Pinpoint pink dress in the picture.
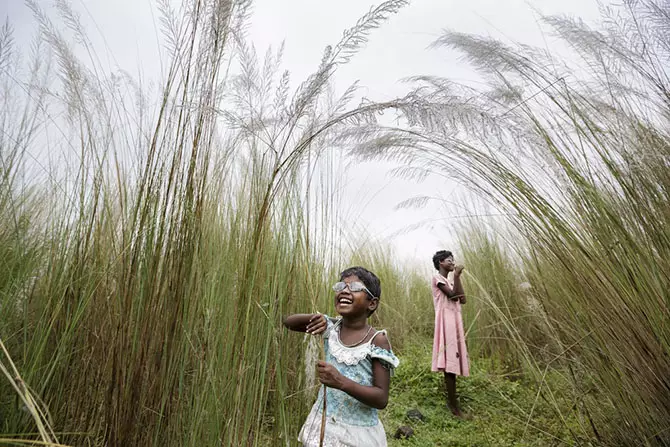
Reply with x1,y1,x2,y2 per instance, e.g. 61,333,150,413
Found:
431,273,469,376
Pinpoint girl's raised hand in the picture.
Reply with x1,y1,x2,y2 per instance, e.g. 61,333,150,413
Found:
306,313,327,335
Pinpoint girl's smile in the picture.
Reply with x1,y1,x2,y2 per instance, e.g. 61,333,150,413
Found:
337,296,354,306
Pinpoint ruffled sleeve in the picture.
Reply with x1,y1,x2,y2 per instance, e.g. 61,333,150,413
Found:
370,346,400,375
370,331,400,375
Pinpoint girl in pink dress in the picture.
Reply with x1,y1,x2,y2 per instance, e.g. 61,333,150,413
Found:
431,250,469,417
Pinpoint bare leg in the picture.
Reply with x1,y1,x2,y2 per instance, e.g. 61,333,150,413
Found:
443,372,461,416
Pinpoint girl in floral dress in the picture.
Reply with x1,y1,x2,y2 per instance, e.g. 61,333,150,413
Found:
283,266,399,446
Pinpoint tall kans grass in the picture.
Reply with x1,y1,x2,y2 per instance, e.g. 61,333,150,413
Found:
349,1,670,445
0,0,412,445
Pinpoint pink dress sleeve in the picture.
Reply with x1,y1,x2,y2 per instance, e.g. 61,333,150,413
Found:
431,274,448,308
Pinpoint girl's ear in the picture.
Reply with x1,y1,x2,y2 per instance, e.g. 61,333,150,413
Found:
368,297,379,313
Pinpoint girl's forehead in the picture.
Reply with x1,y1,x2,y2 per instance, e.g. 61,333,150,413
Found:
342,274,361,282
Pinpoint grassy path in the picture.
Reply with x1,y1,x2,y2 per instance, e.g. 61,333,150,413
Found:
381,340,590,447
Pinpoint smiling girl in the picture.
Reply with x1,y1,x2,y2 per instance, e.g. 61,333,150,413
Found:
283,266,399,446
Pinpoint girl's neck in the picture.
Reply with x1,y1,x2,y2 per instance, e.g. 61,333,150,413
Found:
439,267,450,277
340,315,369,330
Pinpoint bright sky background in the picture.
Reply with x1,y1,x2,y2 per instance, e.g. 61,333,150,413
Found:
2,0,604,267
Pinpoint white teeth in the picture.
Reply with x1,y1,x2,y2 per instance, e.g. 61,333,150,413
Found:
338,298,352,304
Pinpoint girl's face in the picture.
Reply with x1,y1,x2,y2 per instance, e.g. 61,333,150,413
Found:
439,256,455,272
334,275,377,317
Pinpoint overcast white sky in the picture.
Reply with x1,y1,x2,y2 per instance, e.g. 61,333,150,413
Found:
2,0,604,266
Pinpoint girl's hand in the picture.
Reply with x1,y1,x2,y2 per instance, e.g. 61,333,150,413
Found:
317,361,344,389
306,313,327,335
454,265,465,277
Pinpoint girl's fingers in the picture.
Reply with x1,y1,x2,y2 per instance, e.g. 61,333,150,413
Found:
306,325,323,334
307,314,323,329
306,315,327,334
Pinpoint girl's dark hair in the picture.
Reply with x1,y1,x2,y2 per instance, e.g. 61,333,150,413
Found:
340,267,381,298
340,267,381,315
432,250,453,270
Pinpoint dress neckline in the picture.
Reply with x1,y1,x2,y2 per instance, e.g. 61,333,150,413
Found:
333,320,378,350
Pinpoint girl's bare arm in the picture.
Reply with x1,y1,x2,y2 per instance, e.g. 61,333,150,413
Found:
282,313,327,334
437,282,460,301
453,272,466,304
437,270,466,303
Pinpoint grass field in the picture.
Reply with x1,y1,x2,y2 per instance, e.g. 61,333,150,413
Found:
1,0,669,445
383,340,591,447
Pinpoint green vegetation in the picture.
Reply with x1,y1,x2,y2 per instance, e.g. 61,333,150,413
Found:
355,1,670,444
383,341,589,447
1,0,669,445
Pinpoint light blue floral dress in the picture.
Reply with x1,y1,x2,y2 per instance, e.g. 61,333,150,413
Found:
298,317,400,447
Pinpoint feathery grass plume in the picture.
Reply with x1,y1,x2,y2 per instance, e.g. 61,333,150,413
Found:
217,3,410,441
0,14,59,446
343,2,670,444
0,0,411,445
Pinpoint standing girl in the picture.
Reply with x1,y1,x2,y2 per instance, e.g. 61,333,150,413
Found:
431,250,469,417
283,266,399,447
